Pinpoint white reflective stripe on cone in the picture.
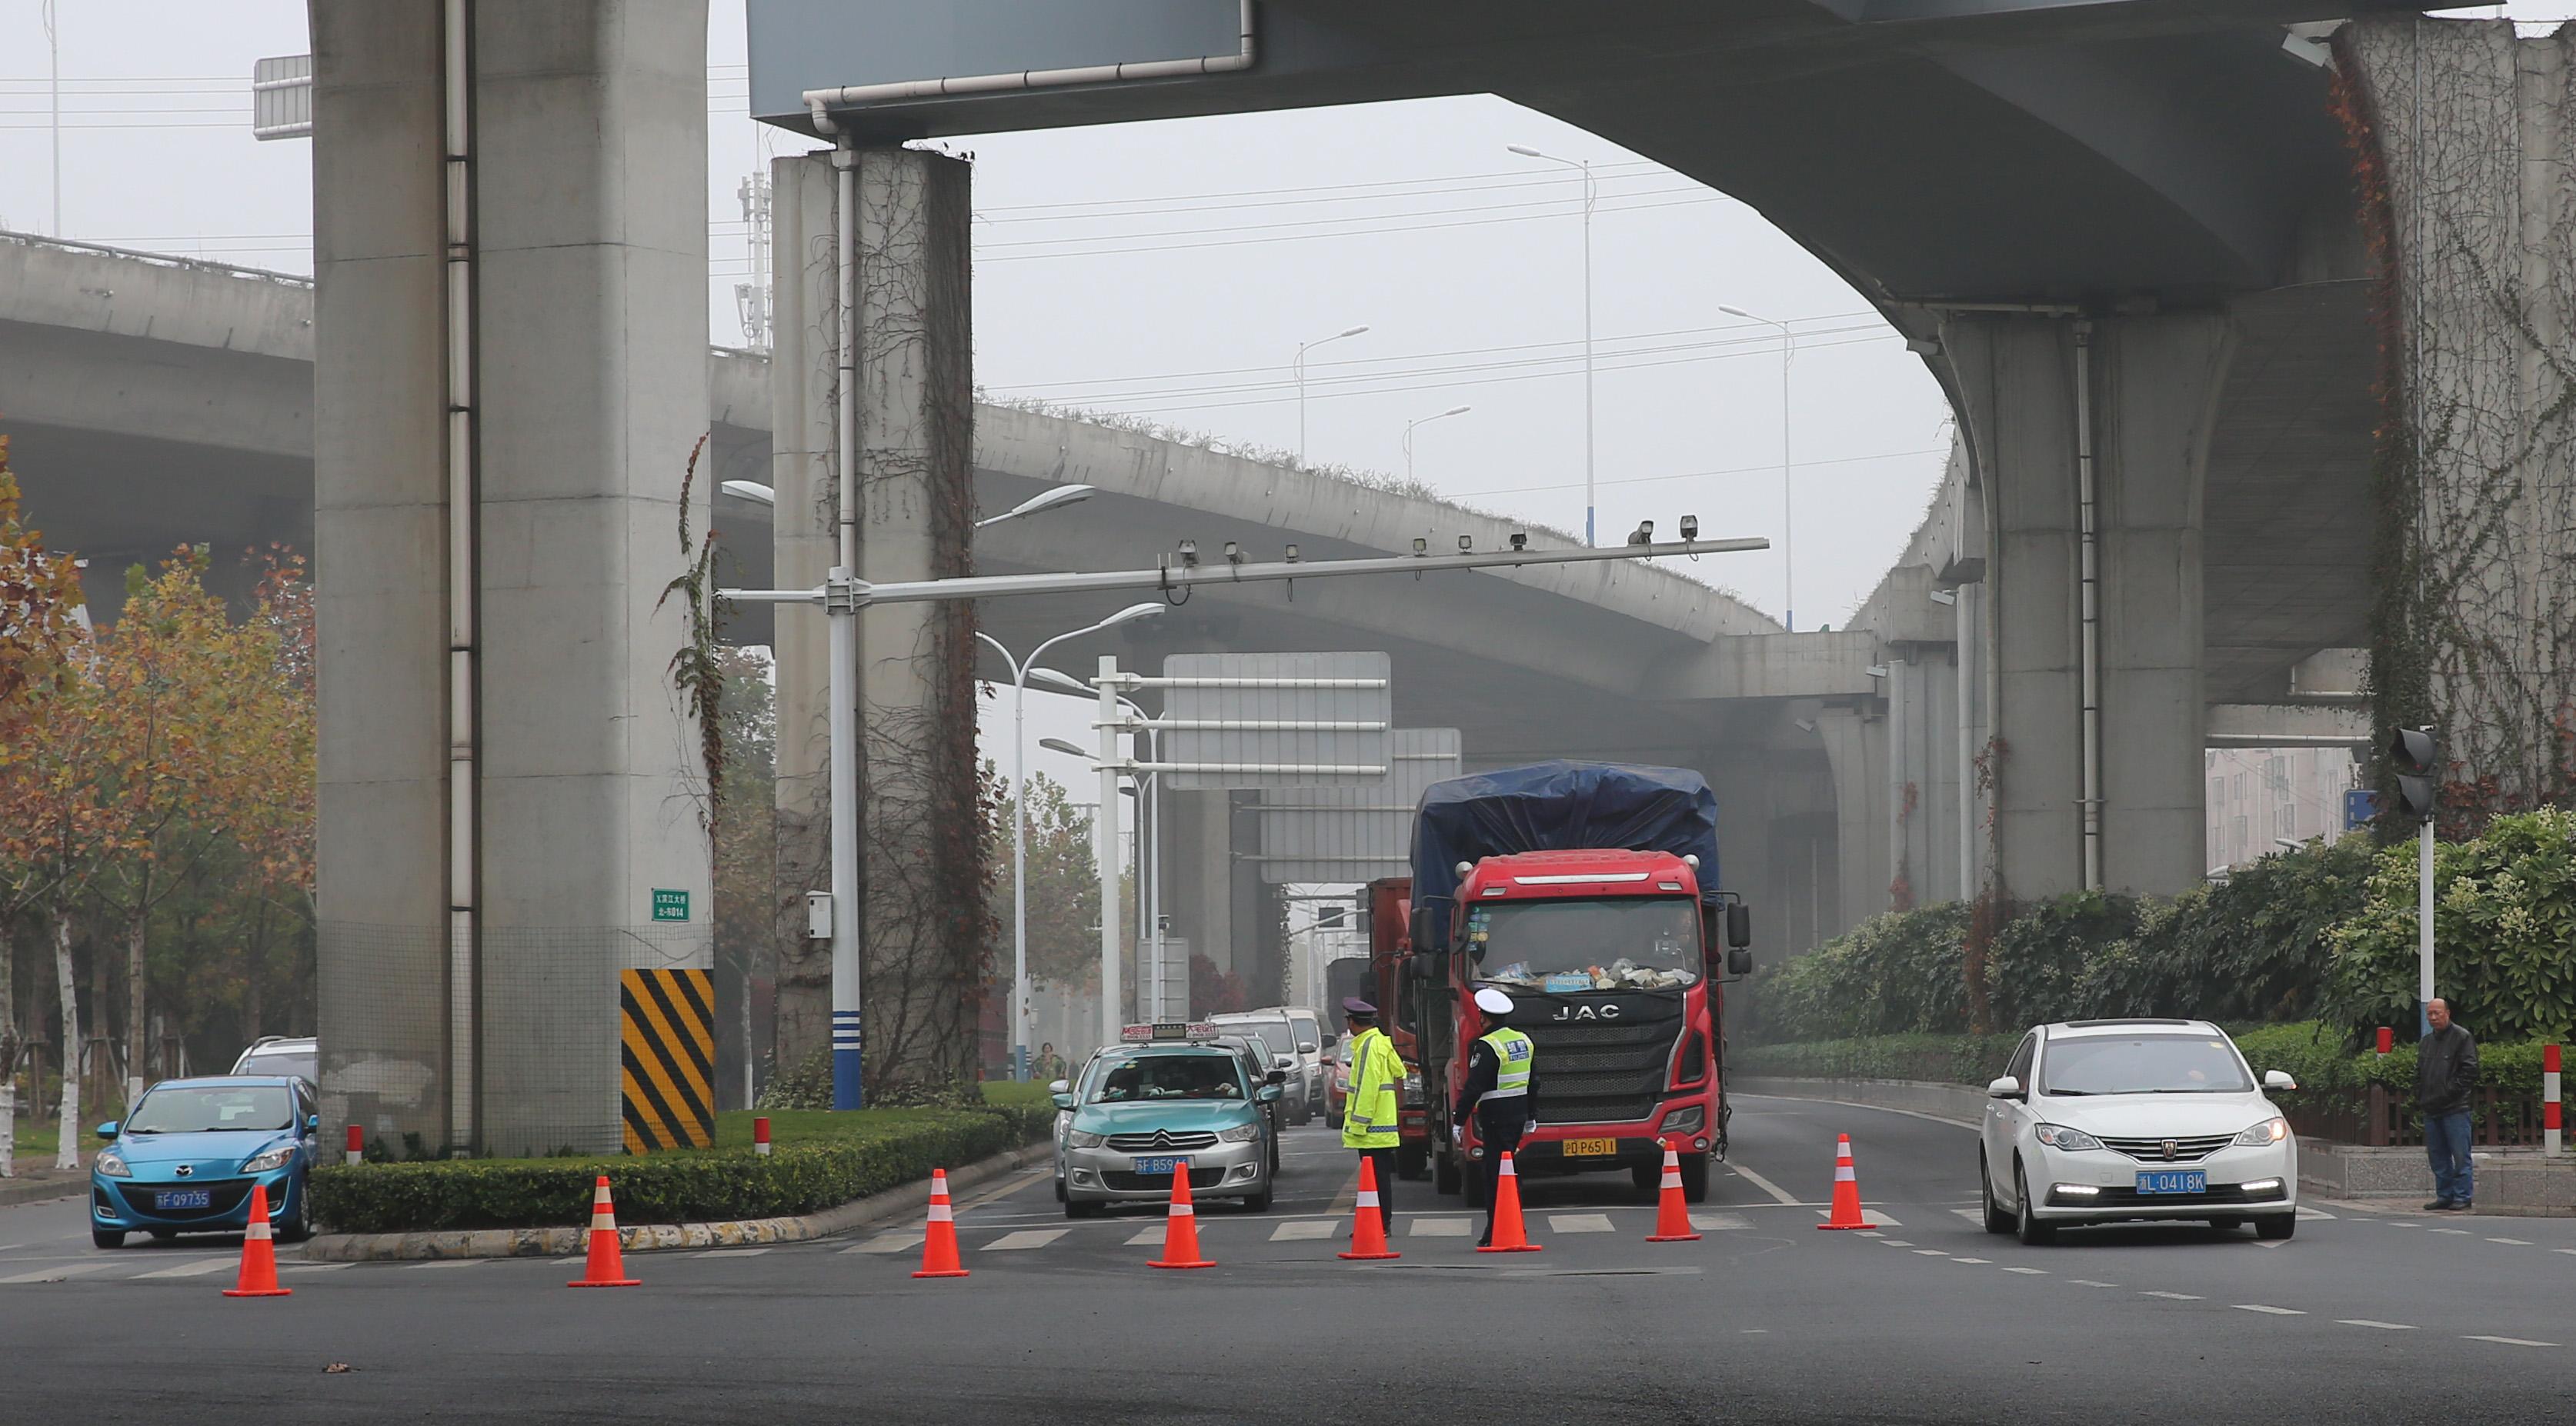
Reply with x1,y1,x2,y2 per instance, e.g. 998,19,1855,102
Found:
591,1212,616,1229
1170,1205,1194,1218
1835,1165,1856,1181
247,1221,272,1241
1357,1191,1380,1208
928,1203,953,1222
1661,1171,1682,1188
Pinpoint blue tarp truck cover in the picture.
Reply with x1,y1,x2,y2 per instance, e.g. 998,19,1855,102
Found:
1409,761,1720,949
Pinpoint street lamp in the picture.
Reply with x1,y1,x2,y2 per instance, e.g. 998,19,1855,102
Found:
719,479,776,505
1403,405,1472,485
1720,304,1796,631
977,601,1163,1078
1036,668,1165,1020
1294,324,1370,465
976,484,1096,529
1509,144,1597,545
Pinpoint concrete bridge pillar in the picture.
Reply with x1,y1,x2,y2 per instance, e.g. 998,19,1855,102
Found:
1889,648,1963,905
312,0,712,1155
1942,313,2230,901
1160,789,1239,1008
767,145,979,1091
1815,705,1890,937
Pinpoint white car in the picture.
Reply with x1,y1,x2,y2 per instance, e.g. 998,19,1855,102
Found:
1978,1018,2299,1244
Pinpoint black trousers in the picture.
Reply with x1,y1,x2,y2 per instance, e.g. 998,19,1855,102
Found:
1355,1148,1396,1232
1473,1108,1528,1244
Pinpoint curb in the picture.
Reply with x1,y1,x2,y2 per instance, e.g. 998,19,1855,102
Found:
0,1174,85,1210
296,1140,1053,1262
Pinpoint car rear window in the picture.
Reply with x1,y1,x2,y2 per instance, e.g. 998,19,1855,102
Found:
237,1053,316,1083
126,1085,294,1133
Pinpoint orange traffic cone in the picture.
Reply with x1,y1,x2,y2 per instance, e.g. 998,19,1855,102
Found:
1336,1156,1400,1261
220,1182,292,1298
911,1168,969,1279
1147,1163,1216,1270
568,1174,642,1287
1475,1151,1543,1254
1646,1138,1702,1242
1817,1133,1868,1230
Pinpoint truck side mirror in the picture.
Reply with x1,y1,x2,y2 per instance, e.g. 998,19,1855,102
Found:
1727,946,1753,977
1409,905,1432,953
1726,903,1752,948
1408,951,1442,985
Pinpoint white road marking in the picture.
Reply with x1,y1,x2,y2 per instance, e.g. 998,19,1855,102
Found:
1912,1249,1947,1257
1950,1209,1986,1224
2463,1335,2558,1348
692,1248,772,1258
1950,1257,1991,1264
1410,1218,1473,1238
1817,1208,1899,1227
2388,1221,2421,1228
1123,1228,1165,1247
2295,1207,2336,1221
985,1229,1068,1251
1549,1214,1616,1234
132,1258,238,1279
843,1234,921,1254
2001,1267,2047,1275
1727,1161,1802,1206
403,1259,482,1270
2337,1320,2416,1331
2140,1291,2203,1300
1880,1240,1914,1248
1857,1229,1883,1238
0,1262,114,1284
1688,1212,1752,1231
0,1244,27,1253
281,1263,351,1274
2234,1304,2305,1315
1270,1221,1336,1242
2485,1237,2532,1245
2428,1228,2472,1235
2069,1279,2119,1288
2554,1248,2576,1258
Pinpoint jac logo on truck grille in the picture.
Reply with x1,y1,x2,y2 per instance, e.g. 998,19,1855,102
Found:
1550,1003,1621,1021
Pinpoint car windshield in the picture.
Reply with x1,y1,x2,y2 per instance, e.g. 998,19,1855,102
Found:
1468,897,1700,991
2041,1035,2253,1095
125,1085,294,1133
1087,1052,1245,1103
237,1052,316,1083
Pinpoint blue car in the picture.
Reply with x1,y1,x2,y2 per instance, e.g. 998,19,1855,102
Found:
90,1075,320,1249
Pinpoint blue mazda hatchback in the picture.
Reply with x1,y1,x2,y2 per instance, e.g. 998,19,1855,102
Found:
90,1076,319,1249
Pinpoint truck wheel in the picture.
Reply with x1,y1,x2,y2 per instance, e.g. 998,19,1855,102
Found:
1630,1164,1659,1200
1434,1144,1463,1196
1326,1111,1343,1131
1396,1143,1429,1181
1678,1154,1710,1204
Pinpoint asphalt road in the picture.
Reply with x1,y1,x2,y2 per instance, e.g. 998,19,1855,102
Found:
5,1094,2574,1424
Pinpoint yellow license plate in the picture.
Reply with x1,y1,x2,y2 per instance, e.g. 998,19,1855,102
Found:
1562,1137,1618,1157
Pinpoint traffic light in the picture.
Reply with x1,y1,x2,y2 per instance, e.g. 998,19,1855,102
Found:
2388,726,2438,822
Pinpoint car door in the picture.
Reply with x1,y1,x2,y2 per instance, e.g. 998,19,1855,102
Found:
1985,1032,2039,1200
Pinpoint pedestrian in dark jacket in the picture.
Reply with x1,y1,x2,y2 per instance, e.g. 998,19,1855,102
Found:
2417,998,2480,1211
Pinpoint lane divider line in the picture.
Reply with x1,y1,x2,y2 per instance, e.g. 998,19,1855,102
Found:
1950,1257,1991,1264
983,1229,1069,1251
1270,1221,1337,1242
2485,1237,2532,1245
132,1258,238,1280
2140,1291,2203,1300
2001,1267,2047,1275
1726,1161,1802,1207
1549,1214,1617,1234
0,1263,115,1284
2234,1304,2305,1315
2069,1279,2119,1288
401,1260,482,1271
2463,1335,2558,1348
2337,1320,2416,1330
1123,1227,1163,1247
692,1248,772,1258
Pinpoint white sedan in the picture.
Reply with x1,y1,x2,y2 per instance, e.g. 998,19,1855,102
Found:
1979,1018,2299,1244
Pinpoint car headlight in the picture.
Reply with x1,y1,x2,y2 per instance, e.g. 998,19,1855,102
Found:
1066,1130,1107,1149
1218,1123,1260,1143
94,1148,131,1178
2033,1124,2104,1151
242,1144,297,1174
2233,1117,2291,1148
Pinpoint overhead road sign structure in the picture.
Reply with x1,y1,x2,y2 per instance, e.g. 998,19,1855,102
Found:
1257,728,1463,883
1152,652,1390,792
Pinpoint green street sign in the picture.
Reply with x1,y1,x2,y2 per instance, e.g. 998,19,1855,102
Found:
651,888,691,923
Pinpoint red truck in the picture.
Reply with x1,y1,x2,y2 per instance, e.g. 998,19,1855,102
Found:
1386,762,1750,1204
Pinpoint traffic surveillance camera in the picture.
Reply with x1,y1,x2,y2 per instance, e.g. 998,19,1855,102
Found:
1285,544,1300,563
1178,539,1200,568
1458,535,1473,552
1510,532,1527,551
1412,538,1428,555
1627,520,1653,547
1679,515,1699,541
1223,541,1243,565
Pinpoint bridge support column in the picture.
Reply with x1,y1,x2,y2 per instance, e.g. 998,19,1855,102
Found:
1161,789,1238,1010
1815,705,1890,937
1889,648,1962,905
1944,314,2228,901
768,145,979,1093
312,0,712,1156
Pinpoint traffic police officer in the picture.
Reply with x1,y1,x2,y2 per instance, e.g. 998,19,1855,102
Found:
1340,996,1403,1234
1451,986,1540,1248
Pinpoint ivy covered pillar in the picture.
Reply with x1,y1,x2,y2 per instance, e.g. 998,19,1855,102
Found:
1941,312,2229,901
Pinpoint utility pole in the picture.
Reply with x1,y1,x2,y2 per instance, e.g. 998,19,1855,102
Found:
2389,726,2440,1035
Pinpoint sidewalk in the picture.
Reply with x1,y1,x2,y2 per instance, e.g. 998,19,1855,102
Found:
0,1153,92,1209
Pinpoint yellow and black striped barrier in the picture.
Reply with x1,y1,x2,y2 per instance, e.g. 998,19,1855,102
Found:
619,968,715,1154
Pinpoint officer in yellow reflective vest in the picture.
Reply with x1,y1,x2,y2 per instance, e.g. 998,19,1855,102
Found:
1451,986,1540,1248
1340,997,1403,1234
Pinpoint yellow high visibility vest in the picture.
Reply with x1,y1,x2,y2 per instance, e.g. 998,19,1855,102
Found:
1477,1027,1534,1107
1341,1028,1402,1149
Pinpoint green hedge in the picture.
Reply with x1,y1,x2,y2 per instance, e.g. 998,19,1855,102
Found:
1732,1033,2015,1086
311,1099,1053,1235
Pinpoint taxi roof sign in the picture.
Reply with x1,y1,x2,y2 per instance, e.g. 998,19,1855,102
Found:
1121,1021,1218,1043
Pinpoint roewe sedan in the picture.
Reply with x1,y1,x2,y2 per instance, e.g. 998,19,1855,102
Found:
1980,1018,2298,1244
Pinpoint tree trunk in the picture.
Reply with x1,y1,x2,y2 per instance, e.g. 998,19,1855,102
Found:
53,910,78,1171
242,901,266,1044
88,925,112,1114
1,924,16,1178
124,869,148,1110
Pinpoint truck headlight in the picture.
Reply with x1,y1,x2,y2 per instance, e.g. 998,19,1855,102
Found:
2032,1124,2104,1151
2233,1117,2290,1148
1218,1123,1260,1144
1066,1130,1107,1149
242,1144,297,1174
95,1148,131,1178
1661,1105,1704,1135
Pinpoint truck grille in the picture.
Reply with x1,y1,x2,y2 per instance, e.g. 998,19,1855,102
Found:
1106,1131,1218,1152
2099,1134,2236,1164
1518,996,1683,1126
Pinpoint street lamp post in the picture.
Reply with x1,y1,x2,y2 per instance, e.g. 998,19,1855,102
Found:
1034,671,1163,1019
1294,325,1370,465
1720,304,1796,631
976,605,1163,1079
1403,405,1472,485
1509,145,1597,545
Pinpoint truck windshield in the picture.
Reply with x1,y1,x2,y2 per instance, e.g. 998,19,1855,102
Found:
1467,897,1700,991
